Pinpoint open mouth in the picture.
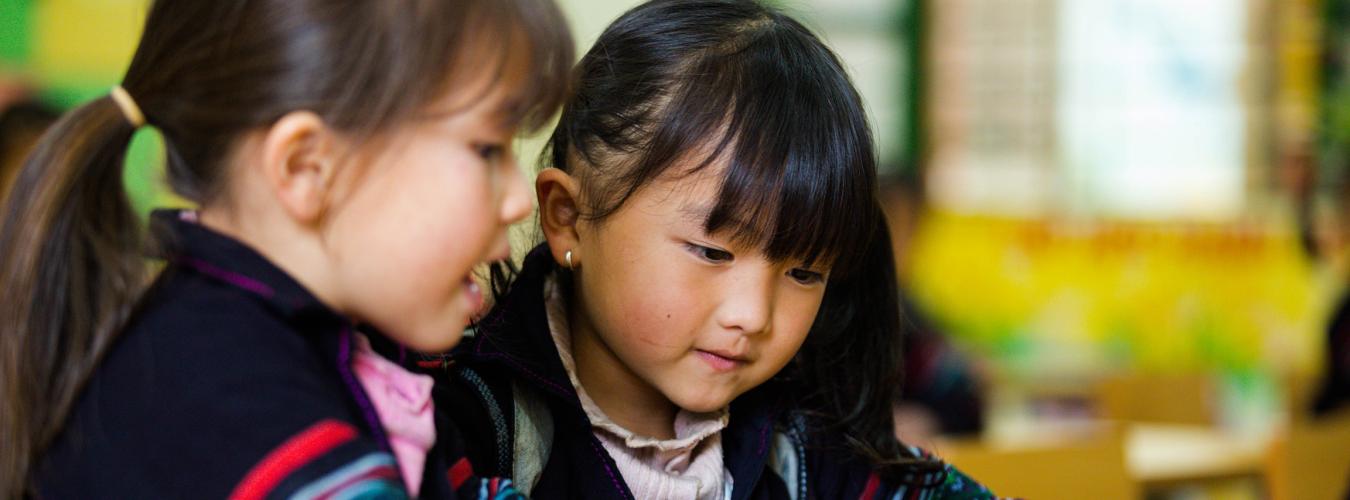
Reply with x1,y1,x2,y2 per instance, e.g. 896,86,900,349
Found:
462,240,512,325
462,274,484,318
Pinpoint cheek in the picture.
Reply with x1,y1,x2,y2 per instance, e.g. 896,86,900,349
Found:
382,152,493,261
760,292,824,371
588,242,706,356
331,147,494,305
616,288,695,352
604,280,675,352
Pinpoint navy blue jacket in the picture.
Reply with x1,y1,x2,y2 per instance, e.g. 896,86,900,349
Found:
433,245,996,499
36,210,508,500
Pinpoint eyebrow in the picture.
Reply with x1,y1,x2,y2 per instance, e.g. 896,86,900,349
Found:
679,203,761,238
491,98,526,130
681,204,747,229
679,205,712,225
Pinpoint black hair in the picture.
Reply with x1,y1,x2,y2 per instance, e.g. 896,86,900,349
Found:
536,0,942,482
549,0,882,275
796,202,945,480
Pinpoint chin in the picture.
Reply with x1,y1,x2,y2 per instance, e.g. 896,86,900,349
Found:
399,322,466,354
416,334,463,354
671,388,737,414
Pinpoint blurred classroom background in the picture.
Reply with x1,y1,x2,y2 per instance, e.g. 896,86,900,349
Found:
3,0,1349,498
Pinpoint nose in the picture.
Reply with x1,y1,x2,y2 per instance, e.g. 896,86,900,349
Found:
715,265,774,336
499,155,534,224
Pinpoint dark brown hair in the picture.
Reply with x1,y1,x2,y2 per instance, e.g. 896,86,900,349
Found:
0,0,572,494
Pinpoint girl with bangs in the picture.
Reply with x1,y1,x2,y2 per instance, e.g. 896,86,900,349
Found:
439,0,998,498
0,0,571,498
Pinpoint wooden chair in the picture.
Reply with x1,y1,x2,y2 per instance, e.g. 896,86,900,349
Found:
1095,373,1218,426
1265,410,1350,500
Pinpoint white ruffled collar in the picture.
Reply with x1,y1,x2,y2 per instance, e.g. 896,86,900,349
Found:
543,273,729,455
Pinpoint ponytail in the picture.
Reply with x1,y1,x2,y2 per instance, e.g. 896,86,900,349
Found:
0,94,150,495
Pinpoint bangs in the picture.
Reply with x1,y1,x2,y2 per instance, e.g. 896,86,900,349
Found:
555,0,880,276
616,14,879,276
473,0,575,133
328,0,573,138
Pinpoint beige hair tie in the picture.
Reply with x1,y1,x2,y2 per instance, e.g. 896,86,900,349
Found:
109,85,145,128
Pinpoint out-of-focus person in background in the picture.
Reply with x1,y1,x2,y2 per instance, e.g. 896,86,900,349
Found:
1303,0,1350,419
0,81,58,203
881,174,988,444
1307,153,1350,417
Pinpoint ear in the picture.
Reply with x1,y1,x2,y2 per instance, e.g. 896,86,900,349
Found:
258,111,341,225
536,167,584,268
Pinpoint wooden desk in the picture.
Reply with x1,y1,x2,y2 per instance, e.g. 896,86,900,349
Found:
936,420,1272,499
1124,424,1268,489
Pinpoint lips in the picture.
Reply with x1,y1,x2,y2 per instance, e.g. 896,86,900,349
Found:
700,348,749,362
486,239,512,264
465,241,510,320
696,348,750,372
488,246,511,264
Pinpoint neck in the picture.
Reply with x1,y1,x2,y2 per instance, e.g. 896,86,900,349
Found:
567,294,678,440
197,206,347,316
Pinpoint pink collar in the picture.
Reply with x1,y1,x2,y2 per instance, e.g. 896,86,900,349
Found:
351,334,436,496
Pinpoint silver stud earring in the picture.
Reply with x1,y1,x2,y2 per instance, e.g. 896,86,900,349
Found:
564,249,574,270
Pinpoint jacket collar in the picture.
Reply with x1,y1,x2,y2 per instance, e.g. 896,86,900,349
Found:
149,209,394,451
465,244,582,402
150,209,351,332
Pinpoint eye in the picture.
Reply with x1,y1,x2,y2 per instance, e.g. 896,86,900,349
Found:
787,268,825,286
474,143,506,165
685,243,734,263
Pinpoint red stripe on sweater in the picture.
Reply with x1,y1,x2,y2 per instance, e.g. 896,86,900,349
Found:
312,465,402,500
228,420,359,500
447,457,475,489
858,473,881,500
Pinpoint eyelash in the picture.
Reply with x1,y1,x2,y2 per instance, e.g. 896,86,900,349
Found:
474,143,506,164
686,243,733,263
787,268,825,286
685,242,826,285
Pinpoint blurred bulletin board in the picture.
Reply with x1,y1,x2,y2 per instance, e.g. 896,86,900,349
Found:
0,0,167,215
925,0,1255,221
909,0,1331,412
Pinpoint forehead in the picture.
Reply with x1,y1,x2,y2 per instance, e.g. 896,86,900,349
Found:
626,157,772,244
631,154,729,218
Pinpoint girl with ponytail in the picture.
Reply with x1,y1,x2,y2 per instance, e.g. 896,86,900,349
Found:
0,0,571,497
